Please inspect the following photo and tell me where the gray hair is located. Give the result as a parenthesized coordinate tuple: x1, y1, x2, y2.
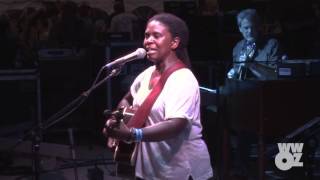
(236, 9, 261, 26)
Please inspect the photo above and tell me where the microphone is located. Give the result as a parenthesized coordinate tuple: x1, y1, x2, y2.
(103, 48, 146, 69)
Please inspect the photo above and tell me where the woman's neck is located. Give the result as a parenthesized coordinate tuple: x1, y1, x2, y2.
(155, 57, 181, 74)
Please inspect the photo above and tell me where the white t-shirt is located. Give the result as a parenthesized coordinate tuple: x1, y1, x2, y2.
(130, 66, 213, 180)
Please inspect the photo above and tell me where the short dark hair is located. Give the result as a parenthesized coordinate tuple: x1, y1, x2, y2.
(147, 13, 191, 67)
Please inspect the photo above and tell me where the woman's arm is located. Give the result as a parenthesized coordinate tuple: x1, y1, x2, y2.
(104, 117, 188, 142)
(104, 90, 190, 142)
(141, 118, 188, 141)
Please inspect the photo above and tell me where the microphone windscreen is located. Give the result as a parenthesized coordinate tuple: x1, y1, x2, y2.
(136, 48, 147, 59)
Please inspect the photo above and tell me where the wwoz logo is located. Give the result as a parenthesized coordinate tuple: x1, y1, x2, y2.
(275, 143, 303, 171)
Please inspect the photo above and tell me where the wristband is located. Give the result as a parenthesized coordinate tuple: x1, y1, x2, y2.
(131, 128, 143, 142)
(136, 128, 143, 142)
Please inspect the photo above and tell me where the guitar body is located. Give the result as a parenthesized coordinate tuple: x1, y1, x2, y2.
(113, 141, 135, 163)
(114, 141, 136, 177)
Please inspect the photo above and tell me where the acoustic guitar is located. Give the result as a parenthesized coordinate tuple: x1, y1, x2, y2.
(107, 107, 136, 164)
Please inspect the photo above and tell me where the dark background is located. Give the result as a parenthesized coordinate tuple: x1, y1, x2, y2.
(1, 0, 319, 150)
(1, 0, 320, 179)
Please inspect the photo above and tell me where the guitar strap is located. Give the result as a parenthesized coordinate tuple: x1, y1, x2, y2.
(126, 61, 186, 128)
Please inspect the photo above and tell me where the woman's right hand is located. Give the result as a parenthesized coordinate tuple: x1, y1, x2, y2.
(107, 137, 117, 149)
(102, 116, 118, 149)
(102, 116, 117, 136)
(102, 116, 131, 146)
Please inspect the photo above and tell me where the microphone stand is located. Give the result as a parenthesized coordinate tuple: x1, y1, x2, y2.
(5, 66, 123, 180)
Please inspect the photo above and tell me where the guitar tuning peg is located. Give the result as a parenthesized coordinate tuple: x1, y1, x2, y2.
(118, 106, 125, 111)
(103, 109, 113, 118)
